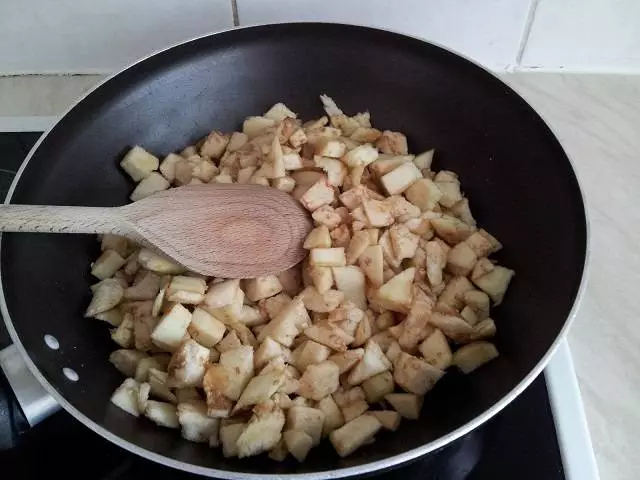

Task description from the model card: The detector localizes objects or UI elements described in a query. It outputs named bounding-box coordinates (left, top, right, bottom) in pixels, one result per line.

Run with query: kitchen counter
left=1, top=70, right=638, bottom=480
left=500, top=72, right=640, bottom=480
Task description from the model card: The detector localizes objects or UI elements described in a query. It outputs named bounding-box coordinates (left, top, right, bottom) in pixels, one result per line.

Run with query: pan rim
left=0, top=21, right=590, bottom=479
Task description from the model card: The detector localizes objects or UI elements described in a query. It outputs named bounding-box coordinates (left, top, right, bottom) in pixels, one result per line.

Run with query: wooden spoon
left=0, top=184, right=313, bottom=278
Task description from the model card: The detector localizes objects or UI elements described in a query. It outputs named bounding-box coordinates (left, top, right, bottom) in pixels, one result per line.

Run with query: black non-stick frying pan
left=0, top=23, right=587, bottom=478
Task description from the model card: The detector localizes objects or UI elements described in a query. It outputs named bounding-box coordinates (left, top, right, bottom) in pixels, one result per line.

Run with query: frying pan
left=0, top=23, right=587, bottom=478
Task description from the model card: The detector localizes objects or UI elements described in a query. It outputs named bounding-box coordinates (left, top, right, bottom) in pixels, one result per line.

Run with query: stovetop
left=0, top=133, right=565, bottom=480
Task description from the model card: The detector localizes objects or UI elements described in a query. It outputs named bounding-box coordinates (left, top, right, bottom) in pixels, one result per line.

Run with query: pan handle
left=0, top=344, right=60, bottom=440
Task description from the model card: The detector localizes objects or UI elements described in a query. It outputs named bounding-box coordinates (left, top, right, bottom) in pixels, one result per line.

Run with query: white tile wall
left=2, top=0, right=640, bottom=129
left=522, top=0, right=640, bottom=70
left=1, top=0, right=639, bottom=76
left=235, top=0, right=534, bottom=70
left=0, top=0, right=234, bottom=74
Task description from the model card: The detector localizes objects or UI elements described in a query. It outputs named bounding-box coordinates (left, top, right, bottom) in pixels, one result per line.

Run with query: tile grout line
left=515, top=0, right=541, bottom=67
left=230, top=0, right=239, bottom=27
left=0, top=71, right=111, bottom=77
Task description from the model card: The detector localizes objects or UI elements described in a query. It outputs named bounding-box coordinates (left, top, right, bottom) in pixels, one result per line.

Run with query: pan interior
left=1, top=23, right=586, bottom=475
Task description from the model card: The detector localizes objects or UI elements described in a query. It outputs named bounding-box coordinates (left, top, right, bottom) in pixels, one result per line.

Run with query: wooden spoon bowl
left=0, top=184, right=313, bottom=278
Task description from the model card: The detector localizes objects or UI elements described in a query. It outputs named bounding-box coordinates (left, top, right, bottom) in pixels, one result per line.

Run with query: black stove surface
left=0, top=133, right=565, bottom=480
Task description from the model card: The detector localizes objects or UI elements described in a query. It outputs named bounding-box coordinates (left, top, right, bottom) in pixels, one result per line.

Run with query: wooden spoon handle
left=0, top=204, right=132, bottom=237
